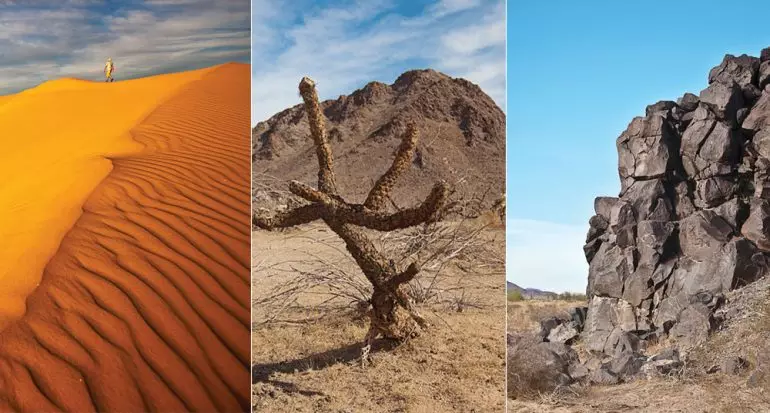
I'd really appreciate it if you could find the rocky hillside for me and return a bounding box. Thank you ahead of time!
[517,47,770,389]
[252,69,505,213]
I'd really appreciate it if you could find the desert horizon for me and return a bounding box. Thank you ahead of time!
[0,62,248,99]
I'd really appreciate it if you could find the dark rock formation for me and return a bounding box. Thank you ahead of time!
[583,48,770,360]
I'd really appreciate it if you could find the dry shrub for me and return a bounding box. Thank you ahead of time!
[253,216,503,325]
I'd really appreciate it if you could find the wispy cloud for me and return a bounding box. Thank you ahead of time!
[507,219,589,294]
[0,0,249,94]
[251,0,505,124]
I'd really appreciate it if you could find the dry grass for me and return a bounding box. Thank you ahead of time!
[252,218,505,412]
[506,300,581,335]
[507,375,769,413]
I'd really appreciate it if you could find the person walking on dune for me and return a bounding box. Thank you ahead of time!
[104,57,116,82]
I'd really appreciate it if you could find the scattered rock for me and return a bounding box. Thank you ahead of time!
[569,306,589,331]
[720,356,749,374]
[650,347,680,362]
[547,322,580,345]
[538,316,567,342]
[641,359,684,378]
[589,364,620,385]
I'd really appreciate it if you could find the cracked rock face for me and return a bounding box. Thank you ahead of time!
[583,48,770,357]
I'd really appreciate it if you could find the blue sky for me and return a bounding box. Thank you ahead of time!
[0,0,249,94]
[250,0,505,124]
[507,0,770,293]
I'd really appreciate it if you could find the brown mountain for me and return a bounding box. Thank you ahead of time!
[252,69,505,212]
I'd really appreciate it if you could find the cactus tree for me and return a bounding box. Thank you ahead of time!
[253,77,449,359]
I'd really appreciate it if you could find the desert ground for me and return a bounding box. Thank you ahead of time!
[507,296,770,413]
[252,217,506,412]
[0,63,251,411]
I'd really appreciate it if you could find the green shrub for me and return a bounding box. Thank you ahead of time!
[556,292,587,302]
[508,290,524,301]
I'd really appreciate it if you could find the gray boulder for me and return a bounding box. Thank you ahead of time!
[547,322,580,345]
[589,364,620,385]
[677,92,700,111]
[759,61,770,90]
[617,115,676,180]
[507,334,575,396]
[669,303,712,349]
[699,81,744,122]
[708,54,760,88]
[743,91,770,133]
[641,359,684,378]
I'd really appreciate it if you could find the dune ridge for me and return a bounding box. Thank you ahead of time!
[0,66,212,327]
[0,63,251,412]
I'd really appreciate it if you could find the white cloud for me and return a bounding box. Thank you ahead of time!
[0,0,249,94]
[506,219,589,294]
[251,0,505,124]
[429,0,483,17]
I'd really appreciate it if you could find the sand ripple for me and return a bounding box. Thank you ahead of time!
[0,63,251,412]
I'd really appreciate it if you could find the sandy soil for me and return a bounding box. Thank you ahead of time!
[0,63,251,411]
[252,221,507,412]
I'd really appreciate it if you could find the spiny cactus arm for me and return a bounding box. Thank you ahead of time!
[298,77,338,195]
[364,123,419,211]
[346,183,449,230]
[289,180,449,231]
[288,180,330,204]
[252,204,324,229]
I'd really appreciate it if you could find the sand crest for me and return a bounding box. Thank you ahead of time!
[0,63,251,412]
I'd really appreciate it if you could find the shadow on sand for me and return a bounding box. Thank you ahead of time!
[251,338,400,396]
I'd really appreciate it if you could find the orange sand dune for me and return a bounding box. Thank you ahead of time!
[0,63,251,411]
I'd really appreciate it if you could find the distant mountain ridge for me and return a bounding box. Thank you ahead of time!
[506,281,557,299]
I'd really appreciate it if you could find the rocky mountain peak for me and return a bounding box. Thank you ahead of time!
[252,69,505,212]
[392,69,449,91]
